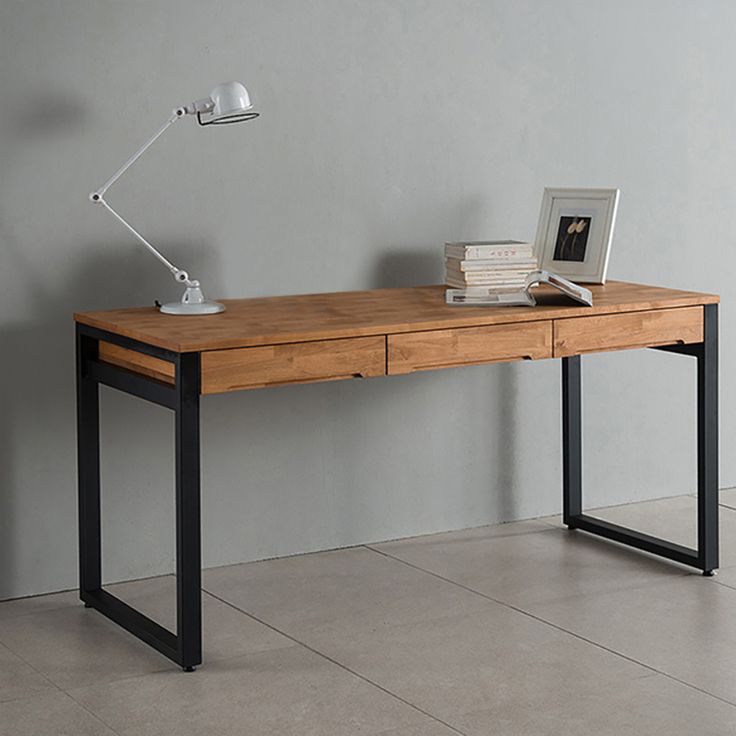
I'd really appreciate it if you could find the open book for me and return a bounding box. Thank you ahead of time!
[446,270,593,307]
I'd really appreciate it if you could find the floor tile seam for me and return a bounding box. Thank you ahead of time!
[202,586,469,736]
[0,686,63,707]
[0,639,66,698]
[42,589,301,693]
[363,541,692,606]
[61,642,306,699]
[712,577,736,592]
[0,603,80,623]
[205,587,509,648]
[60,688,127,735]
[365,545,736,710]
[62,640,302,693]
[0,574,180,611]
[373,527,560,552]
[539,495,736,528]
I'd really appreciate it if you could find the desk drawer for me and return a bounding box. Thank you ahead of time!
[554,306,703,357]
[388,321,552,375]
[201,336,386,393]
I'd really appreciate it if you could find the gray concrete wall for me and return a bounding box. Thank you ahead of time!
[1,0,733,599]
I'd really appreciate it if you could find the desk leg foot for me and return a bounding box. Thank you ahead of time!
[703,570,716,577]
[183,666,196,673]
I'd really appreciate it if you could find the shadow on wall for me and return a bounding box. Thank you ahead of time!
[0,87,91,597]
[371,249,442,288]
[0,321,76,598]
[0,82,230,597]
[0,233,224,598]
[2,90,87,138]
[494,363,519,520]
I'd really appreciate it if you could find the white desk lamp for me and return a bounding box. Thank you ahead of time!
[89,81,259,315]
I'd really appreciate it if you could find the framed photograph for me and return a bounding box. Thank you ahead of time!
[534,187,620,284]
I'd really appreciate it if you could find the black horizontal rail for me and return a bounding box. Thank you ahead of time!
[77,323,180,363]
[88,360,177,409]
[569,514,699,568]
[82,588,180,664]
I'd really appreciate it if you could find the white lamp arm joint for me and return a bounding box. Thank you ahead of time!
[88,106,202,289]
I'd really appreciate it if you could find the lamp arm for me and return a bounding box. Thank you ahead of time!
[89,107,198,287]
[96,198,192,282]
[93,109,182,199]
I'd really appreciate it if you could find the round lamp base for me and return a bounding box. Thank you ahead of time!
[159,300,225,315]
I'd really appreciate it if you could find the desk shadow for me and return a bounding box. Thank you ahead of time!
[370,248,522,524]
[0,321,73,599]
[494,362,520,520]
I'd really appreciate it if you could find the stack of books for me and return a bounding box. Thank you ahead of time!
[445,240,538,294]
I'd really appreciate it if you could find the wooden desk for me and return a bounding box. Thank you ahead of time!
[74,281,720,671]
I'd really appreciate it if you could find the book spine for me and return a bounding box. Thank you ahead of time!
[446,278,528,288]
[444,245,533,260]
[448,249,531,260]
[445,271,531,281]
[446,267,536,277]
[445,259,537,272]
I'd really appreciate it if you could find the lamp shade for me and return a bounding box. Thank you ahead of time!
[199,81,259,125]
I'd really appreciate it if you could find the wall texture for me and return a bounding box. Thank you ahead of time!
[1,0,734,599]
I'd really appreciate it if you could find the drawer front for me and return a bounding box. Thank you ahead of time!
[554,306,703,357]
[201,336,386,394]
[388,321,552,375]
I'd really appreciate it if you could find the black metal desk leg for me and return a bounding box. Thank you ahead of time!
[76,324,203,670]
[77,331,102,601]
[175,353,202,670]
[561,304,719,573]
[562,355,582,525]
[698,303,719,574]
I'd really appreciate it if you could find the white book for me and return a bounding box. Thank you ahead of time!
[446,277,527,288]
[445,268,534,281]
[446,271,593,307]
[445,289,536,306]
[444,240,533,260]
[446,269,533,280]
[446,257,538,272]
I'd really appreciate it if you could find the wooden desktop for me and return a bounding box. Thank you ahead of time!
[74,281,719,670]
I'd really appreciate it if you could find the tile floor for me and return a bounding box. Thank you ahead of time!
[3,491,736,735]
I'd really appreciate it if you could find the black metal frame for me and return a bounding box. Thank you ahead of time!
[562,303,719,575]
[76,323,202,671]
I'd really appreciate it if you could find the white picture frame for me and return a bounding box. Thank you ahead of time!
[534,187,620,284]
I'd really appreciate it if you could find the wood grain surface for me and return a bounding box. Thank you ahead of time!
[554,306,704,357]
[388,321,552,375]
[74,281,719,353]
[201,336,386,393]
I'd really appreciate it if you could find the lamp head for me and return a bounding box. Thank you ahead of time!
[197,81,259,126]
